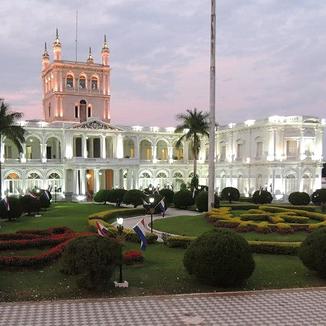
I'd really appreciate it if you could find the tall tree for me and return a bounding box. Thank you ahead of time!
[175,108,209,179]
[0,100,26,198]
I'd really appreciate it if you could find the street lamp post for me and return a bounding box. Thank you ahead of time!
[116,217,124,284]
[149,196,155,233]
[208,0,216,209]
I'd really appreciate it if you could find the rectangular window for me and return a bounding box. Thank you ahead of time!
[4,145,12,159]
[237,144,243,159]
[75,106,79,118]
[220,145,226,161]
[75,138,82,157]
[287,140,298,157]
[26,146,32,159]
[87,106,92,118]
[256,142,263,159]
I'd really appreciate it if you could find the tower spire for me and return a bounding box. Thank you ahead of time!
[87,46,94,63]
[102,34,109,50]
[53,28,62,60]
[54,28,61,46]
[43,42,49,57]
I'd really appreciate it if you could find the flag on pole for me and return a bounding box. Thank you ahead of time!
[133,219,148,251]
[96,221,109,237]
[44,190,50,200]
[158,198,165,214]
[2,197,10,211]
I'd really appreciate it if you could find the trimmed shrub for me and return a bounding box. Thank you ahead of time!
[174,190,194,209]
[311,189,326,206]
[183,229,255,286]
[88,207,146,222]
[159,189,174,206]
[195,191,219,212]
[123,189,144,208]
[252,190,273,204]
[61,235,121,290]
[0,197,23,221]
[21,195,41,215]
[240,213,269,221]
[280,215,309,224]
[108,189,127,207]
[249,241,300,255]
[163,235,196,248]
[299,228,326,278]
[289,192,310,205]
[39,190,51,209]
[220,187,240,202]
[94,190,109,203]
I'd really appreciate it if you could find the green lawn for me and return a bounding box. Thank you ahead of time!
[0,202,113,233]
[153,215,309,241]
[0,202,324,302]
[0,243,325,301]
[153,215,214,236]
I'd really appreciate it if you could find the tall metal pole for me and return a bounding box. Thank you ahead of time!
[208,0,216,209]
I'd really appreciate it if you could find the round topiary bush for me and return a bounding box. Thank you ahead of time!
[94,189,108,203]
[60,235,121,290]
[195,191,219,212]
[109,189,127,207]
[311,189,326,206]
[183,229,255,286]
[298,228,326,278]
[0,197,23,221]
[159,189,174,206]
[20,195,41,215]
[123,189,144,208]
[39,190,51,209]
[252,190,273,204]
[288,192,310,205]
[220,187,240,202]
[173,190,194,209]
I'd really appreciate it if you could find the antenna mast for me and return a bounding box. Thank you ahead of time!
[75,9,78,62]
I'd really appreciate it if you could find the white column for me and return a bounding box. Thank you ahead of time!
[101,136,106,159]
[94,168,100,193]
[152,145,157,162]
[82,136,88,158]
[168,145,173,163]
[135,138,139,160]
[116,134,124,159]
[0,139,4,163]
[299,128,305,160]
[267,128,275,161]
[80,169,86,195]
[41,140,47,163]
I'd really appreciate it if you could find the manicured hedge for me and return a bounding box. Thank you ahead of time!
[174,190,194,209]
[162,234,301,255]
[220,187,240,202]
[252,190,273,204]
[289,192,310,205]
[88,207,146,222]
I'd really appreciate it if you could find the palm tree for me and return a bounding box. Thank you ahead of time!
[175,108,209,179]
[0,100,26,198]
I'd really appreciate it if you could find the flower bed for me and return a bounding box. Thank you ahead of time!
[207,207,326,234]
[123,250,144,265]
[0,227,93,267]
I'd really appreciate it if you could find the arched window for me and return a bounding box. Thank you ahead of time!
[48,173,62,192]
[140,172,151,178]
[79,75,86,89]
[91,77,98,90]
[173,172,183,178]
[157,172,167,178]
[66,74,74,88]
[27,172,42,190]
[5,173,21,195]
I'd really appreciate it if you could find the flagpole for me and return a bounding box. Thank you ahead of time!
[208,0,216,209]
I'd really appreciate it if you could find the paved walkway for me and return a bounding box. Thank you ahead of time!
[114,207,200,239]
[1,288,326,325]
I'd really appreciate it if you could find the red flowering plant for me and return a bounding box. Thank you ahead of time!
[122,249,144,265]
[0,227,94,267]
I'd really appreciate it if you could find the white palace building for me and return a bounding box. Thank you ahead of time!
[1,31,325,201]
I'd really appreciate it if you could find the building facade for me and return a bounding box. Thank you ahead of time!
[1,31,324,200]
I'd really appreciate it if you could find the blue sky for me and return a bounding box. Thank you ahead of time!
[1,0,326,128]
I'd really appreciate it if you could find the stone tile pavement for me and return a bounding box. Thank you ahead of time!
[1,288,326,325]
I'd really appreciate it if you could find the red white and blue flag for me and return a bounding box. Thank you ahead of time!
[158,198,165,214]
[2,197,10,211]
[96,221,110,237]
[133,219,148,251]
[44,190,50,200]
